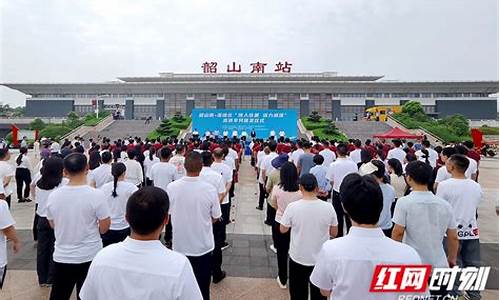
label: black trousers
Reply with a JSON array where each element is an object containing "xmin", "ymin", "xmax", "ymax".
[
  {"xmin": 36, "ymin": 216, "xmax": 55, "ymax": 285},
  {"xmin": 33, "ymin": 204, "xmax": 39, "ymax": 241},
  {"xmin": 211, "ymin": 220, "xmax": 224, "ymax": 279},
  {"xmin": 101, "ymin": 227, "xmax": 130, "ymax": 247},
  {"xmin": 0, "ymin": 265, "xmax": 6, "ymax": 289},
  {"xmin": 289, "ymin": 258, "xmax": 326, "ymax": 300},
  {"xmin": 332, "ymin": 191, "xmax": 351, "ymax": 237},
  {"xmin": 49, "ymin": 261, "xmax": 91, "ymax": 300},
  {"xmin": 221, "ymin": 203, "xmax": 230, "ymax": 242},
  {"xmin": 187, "ymin": 252, "xmax": 212, "ymax": 300},
  {"xmin": 15, "ymin": 168, "xmax": 31, "ymax": 201},
  {"xmin": 266, "ymin": 203, "xmax": 276, "ymax": 225},
  {"xmin": 258, "ymin": 183, "xmax": 267, "ymax": 208},
  {"xmin": 5, "ymin": 195, "xmax": 11, "ymax": 208},
  {"xmin": 274, "ymin": 221, "xmax": 290, "ymax": 285}
]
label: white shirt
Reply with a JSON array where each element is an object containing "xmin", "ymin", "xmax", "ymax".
[
  {"xmin": 262, "ymin": 152, "xmax": 279, "ymax": 177},
  {"xmin": 0, "ymin": 199, "xmax": 15, "ymax": 267},
  {"xmin": 0, "ymin": 161, "xmax": 15, "ymax": 196},
  {"xmin": 270, "ymin": 130, "xmax": 276, "ymax": 137},
  {"xmin": 150, "ymin": 162, "xmax": 177, "ymax": 192},
  {"xmin": 290, "ymin": 149, "xmax": 304, "ymax": 166},
  {"xmin": 310, "ymin": 227, "xmax": 422, "ymax": 300},
  {"xmin": 89, "ymin": 164, "xmax": 113, "ymax": 188},
  {"xmin": 348, "ymin": 148, "xmax": 362, "ymax": 164},
  {"xmin": 465, "ymin": 157, "xmax": 478, "ymax": 179},
  {"xmin": 386, "ymin": 147, "xmax": 406, "ymax": 165},
  {"xmin": 166, "ymin": 177, "xmax": 222, "ymax": 256},
  {"xmin": 35, "ymin": 179, "xmax": 69, "ymax": 217},
  {"xmin": 232, "ymin": 130, "xmax": 238, "ymax": 137},
  {"xmin": 80, "ymin": 238, "xmax": 202, "ymax": 300},
  {"xmin": 319, "ymin": 148, "xmax": 336, "ymax": 166},
  {"xmin": 46, "ymin": 185, "xmax": 110, "ymax": 263},
  {"xmin": 415, "ymin": 148, "xmax": 438, "ymax": 168},
  {"xmin": 15, "ymin": 154, "xmax": 31, "ymax": 170},
  {"xmin": 392, "ymin": 191, "xmax": 456, "ymax": 268},
  {"xmin": 280, "ymin": 199, "xmax": 337, "ymax": 266},
  {"xmin": 199, "ymin": 167, "xmax": 225, "ymax": 196},
  {"xmin": 50, "ymin": 142, "xmax": 60, "ymax": 153},
  {"xmin": 211, "ymin": 162, "xmax": 232, "ymax": 204},
  {"xmin": 123, "ymin": 159, "xmax": 143, "ymax": 186},
  {"xmin": 169, "ymin": 155, "xmax": 186, "ymax": 179},
  {"xmin": 279, "ymin": 130, "xmax": 285, "ymax": 137},
  {"xmin": 326, "ymin": 157, "xmax": 358, "ymax": 192},
  {"xmin": 143, "ymin": 156, "xmax": 160, "ymax": 179},
  {"xmin": 436, "ymin": 178, "xmax": 482, "ymax": 240},
  {"xmin": 100, "ymin": 181, "xmax": 138, "ymax": 230}
]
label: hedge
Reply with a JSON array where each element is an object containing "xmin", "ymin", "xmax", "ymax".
[{"xmin": 301, "ymin": 116, "xmax": 348, "ymax": 141}]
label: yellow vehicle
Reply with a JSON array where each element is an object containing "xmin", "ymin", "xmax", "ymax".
[{"xmin": 365, "ymin": 105, "xmax": 402, "ymax": 122}]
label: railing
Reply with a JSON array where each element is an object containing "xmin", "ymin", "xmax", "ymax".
[
  {"xmin": 297, "ymin": 119, "xmax": 314, "ymax": 139},
  {"xmin": 386, "ymin": 115, "xmax": 443, "ymax": 146},
  {"xmin": 61, "ymin": 115, "xmax": 114, "ymax": 141}
]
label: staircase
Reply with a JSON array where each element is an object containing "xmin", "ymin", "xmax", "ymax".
[
  {"xmin": 335, "ymin": 121, "xmax": 392, "ymax": 141},
  {"xmin": 82, "ymin": 120, "xmax": 161, "ymax": 141}
]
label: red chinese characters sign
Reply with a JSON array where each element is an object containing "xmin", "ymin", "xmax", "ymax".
[{"xmin": 201, "ymin": 61, "xmax": 292, "ymax": 74}]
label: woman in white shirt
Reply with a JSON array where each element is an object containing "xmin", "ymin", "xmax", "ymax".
[
  {"xmin": 35, "ymin": 156, "xmax": 66, "ymax": 286},
  {"xmin": 143, "ymin": 146, "xmax": 160, "ymax": 186},
  {"xmin": 100, "ymin": 163, "xmax": 138, "ymax": 247},
  {"xmin": 271, "ymin": 162, "xmax": 302, "ymax": 289},
  {"xmin": 387, "ymin": 158, "xmax": 407, "ymax": 200},
  {"xmin": 15, "ymin": 147, "xmax": 32, "ymax": 203}
]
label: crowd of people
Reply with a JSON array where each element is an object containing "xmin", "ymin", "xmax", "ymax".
[{"xmin": 0, "ymin": 131, "xmax": 490, "ymax": 300}]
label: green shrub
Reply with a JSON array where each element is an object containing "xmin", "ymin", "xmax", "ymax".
[
  {"xmin": 477, "ymin": 125, "xmax": 499, "ymax": 135},
  {"xmin": 307, "ymin": 111, "xmax": 322, "ymax": 122},
  {"xmin": 39, "ymin": 124, "xmax": 73, "ymax": 141},
  {"xmin": 29, "ymin": 118, "xmax": 46, "ymax": 131}
]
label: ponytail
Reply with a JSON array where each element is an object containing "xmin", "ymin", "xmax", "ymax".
[
  {"xmin": 149, "ymin": 148, "xmax": 154, "ymax": 161},
  {"xmin": 111, "ymin": 162, "xmax": 126, "ymax": 198}
]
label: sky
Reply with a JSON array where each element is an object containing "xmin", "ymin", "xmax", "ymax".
[{"xmin": 0, "ymin": 0, "xmax": 498, "ymax": 107}]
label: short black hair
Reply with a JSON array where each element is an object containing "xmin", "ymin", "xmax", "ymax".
[
  {"xmin": 126, "ymin": 187, "xmax": 169, "ymax": 235},
  {"xmin": 422, "ymin": 140, "xmax": 431, "ymax": 148},
  {"xmin": 63, "ymin": 153, "xmax": 88, "ymax": 175},
  {"xmin": 201, "ymin": 151, "xmax": 213, "ymax": 167},
  {"xmin": 463, "ymin": 140, "xmax": 474, "ymax": 149},
  {"xmin": 184, "ymin": 151, "xmax": 203, "ymax": 173},
  {"xmin": 101, "ymin": 151, "xmax": 112, "ymax": 164},
  {"xmin": 336, "ymin": 143, "xmax": 348, "ymax": 156},
  {"xmin": 159, "ymin": 147, "xmax": 172, "ymax": 160},
  {"xmin": 268, "ymin": 141, "xmax": 278, "ymax": 152},
  {"xmin": 441, "ymin": 147, "xmax": 457, "ymax": 158},
  {"xmin": 313, "ymin": 154, "xmax": 324, "ymax": 165},
  {"xmin": 448, "ymin": 154, "xmax": 469, "ymax": 173},
  {"xmin": 454, "ymin": 145, "xmax": 468, "ymax": 155},
  {"xmin": 371, "ymin": 160, "xmax": 386, "ymax": 179},
  {"xmin": 127, "ymin": 150, "xmax": 136, "ymax": 159},
  {"xmin": 340, "ymin": 173, "xmax": 383, "ymax": 225},
  {"xmin": 299, "ymin": 174, "xmax": 318, "ymax": 192},
  {"xmin": 405, "ymin": 161, "xmax": 433, "ymax": 185},
  {"xmin": 393, "ymin": 139, "xmax": 402, "ymax": 147}
]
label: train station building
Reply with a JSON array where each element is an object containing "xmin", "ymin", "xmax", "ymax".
[{"xmin": 2, "ymin": 72, "xmax": 498, "ymax": 120}]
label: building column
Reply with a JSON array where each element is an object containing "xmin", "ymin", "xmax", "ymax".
[
  {"xmin": 216, "ymin": 100, "xmax": 225, "ymax": 109},
  {"xmin": 299, "ymin": 100, "xmax": 309, "ymax": 117},
  {"xmin": 186, "ymin": 100, "xmax": 195, "ymax": 116},
  {"xmin": 97, "ymin": 99, "xmax": 105, "ymax": 115},
  {"xmin": 268, "ymin": 100, "xmax": 277, "ymax": 109},
  {"xmin": 156, "ymin": 98, "xmax": 165, "ymax": 120},
  {"xmin": 332, "ymin": 100, "xmax": 341, "ymax": 121},
  {"xmin": 125, "ymin": 99, "xmax": 134, "ymax": 120}
]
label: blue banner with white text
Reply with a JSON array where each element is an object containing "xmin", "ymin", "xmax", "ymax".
[{"xmin": 191, "ymin": 109, "xmax": 298, "ymax": 139}]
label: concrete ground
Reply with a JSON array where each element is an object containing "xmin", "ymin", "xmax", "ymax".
[{"xmin": 0, "ymin": 153, "xmax": 498, "ymax": 299}]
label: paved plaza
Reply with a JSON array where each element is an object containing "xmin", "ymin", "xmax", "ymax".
[{"xmin": 0, "ymin": 154, "xmax": 498, "ymax": 299}]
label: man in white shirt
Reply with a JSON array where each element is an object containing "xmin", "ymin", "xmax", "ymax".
[
  {"xmin": 392, "ymin": 161, "xmax": 459, "ymax": 297},
  {"xmin": 415, "ymin": 140, "xmax": 438, "ymax": 168},
  {"xmin": 348, "ymin": 139, "xmax": 362, "ymax": 164},
  {"xmin": 326, "ymin": 143, "xmax": 358, "ymax": 237},
  {"xmin": 262, "ymin": 141, "xmax": 279, "ymax": 180},
  {"xmin": 0, "ymin": 148, "xmax": 14, "ymax": 207},
  {"xmin": 386, "ymin": 139, "xmax": 406, "ymax": 165},
  {"xmin": 89, "ymin": 151, "xmax": 113, "ymax": 188},
  {"xmin": 436, "ymin": 154, "xmax": 483, "ymax": 300},
  {"xmin": 123, "ymin": 150, "xmax": 144, "ymax": 187},
  {"xmin": 166, "ymin": 152, "xmax": 222, "ymax": 300},
  {"xmin": 318, "ymin": 141, "xmax": 336, "ymax": 167},
  {"xmin": 256, "ymin": 145, "xmax": 270, "ymax": 210},
  {"xmin": 211, "ymin": 148, "xmax": 233, "ymax": 249},
  {"xmin": 80, "ymin": 186, "xmax": 202, "ymax": 300},
  {"xmin": 46, "ymin": 153, "xmax": 111, "ymax": 299},
  {"xmin": 280, "ymin": 174, "xmax": 337, "ymax": 299},
  {"xmin": 200, "ymin": 151, "xmax": 227, "ymax": 283},
  {"xmin": 455, "ymin": 145, "xmax": 478, "ymax": 181},
  {"xmin": 310, "ymin": 173, "xmax": 422, "ymax": 299},
  {"xmin": 150, "ymin": 147, "xmax": 177, "ymax": 192},
  {"xmin": 290, "ymin": 140, "xmax": 304, "ymax": 166},
  {"xmin": 0, "ymin": 192, "xmax": 20, "ymax": 289}
]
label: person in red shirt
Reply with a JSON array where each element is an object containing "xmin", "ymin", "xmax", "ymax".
[{"xmin": 364, "ymin": 139, "xmax": 377, "ymax": 159}]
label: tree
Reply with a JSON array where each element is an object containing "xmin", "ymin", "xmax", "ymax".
[
  {"xmin": 307, "ymin": 111, "xmax": 321, "ymax": 122},
  {"xmin": 401, "ymin": 101, "xmax": 425, "ymax": 116},
  {"xmin": 440, "ymin": 114, "xmax": 469, "ymax": 137},
  {"xmin": 29, "ymin": 118, "xmax": 46, "ymax": 131}
]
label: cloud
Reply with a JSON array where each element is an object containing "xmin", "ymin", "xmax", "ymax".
[{"xmin": 0, "ymin": 0, "xmax": 498, "ymax": 106}]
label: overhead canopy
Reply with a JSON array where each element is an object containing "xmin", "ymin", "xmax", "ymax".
[{"xmin": 373, "ymin": 127, "xmax": 423, "ymax": 139}]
